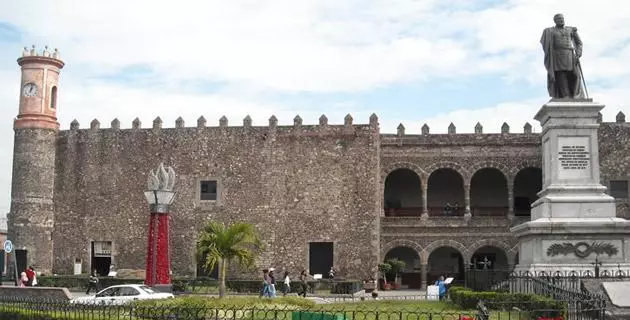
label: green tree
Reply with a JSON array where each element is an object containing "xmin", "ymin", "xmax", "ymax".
[
  {"xmin": 196, "ymin": 221, "xmax": 263, "ymax": 297},
  {"xmin": 386, "ymin": 258, "xmax": 406, "ymax": 287},
  {"xmin": 378, "ymin": 263, "xmax": 392, "ymax": 286}
]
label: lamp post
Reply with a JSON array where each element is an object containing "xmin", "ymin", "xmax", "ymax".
[{"xmin": 144, "ymin": 163, "xmax": 176, "ymax": 292}]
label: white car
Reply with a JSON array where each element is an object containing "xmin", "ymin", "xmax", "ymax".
[{"xmin": 70, "ymin": 284, "xmax": 174, "ymax": 305}]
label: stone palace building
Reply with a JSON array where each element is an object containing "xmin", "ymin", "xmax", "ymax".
[{"xmin": 8, "ymin": 47, "xmax": 630, "ymax": 289}]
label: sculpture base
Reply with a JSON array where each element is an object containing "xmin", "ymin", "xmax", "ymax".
[{"xmin": 511, "ymin": 218, "xmax": 630, "ymax": 267}]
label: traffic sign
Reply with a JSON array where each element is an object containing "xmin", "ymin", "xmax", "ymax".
[{"xmin": 4, "ymin": 240, "xmax": 13, "ymax": 254}]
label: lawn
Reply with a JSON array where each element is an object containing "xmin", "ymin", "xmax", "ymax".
[
  {"xmin": 0, "ymin": 296, "xmax": 551, "ymax": 320},
  {"xmin": 132, "ymin": 296, "xmax": 479, "ymax": 320}
]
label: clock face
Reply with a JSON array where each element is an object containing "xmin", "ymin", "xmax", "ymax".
[{"xmin": 22, "ymin": 83, "xmax": 38, "ymax": 97}]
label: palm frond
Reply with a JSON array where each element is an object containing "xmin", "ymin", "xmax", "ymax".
[{"xmin": 196, "ymin": 220, "xmax": 262, "ymax": 274}]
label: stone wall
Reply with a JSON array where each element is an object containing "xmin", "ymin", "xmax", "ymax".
[
  {"xmin": 599, "ymin": 122, "xmax": 630, "ymax": 219},
  {"xmin": 52, "ymin": 118, "xmax": 381, "ymax": 279},
  {"xmin": 9, "ymin": 128, "xmax": 57, "ymax": 275},
  {"xmin": 0, "ymin": 287, "xmax": 72, "ymax": 301}
]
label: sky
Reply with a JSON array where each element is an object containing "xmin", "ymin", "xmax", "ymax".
[{"xmin": 0, "ymin": 0, "xmax": 629, "ymax": 214}]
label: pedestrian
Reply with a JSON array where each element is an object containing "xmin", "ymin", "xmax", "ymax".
[
  {"xmin": 268, "ymin": 268, "xmax": 277, "ymax": 298},
  {"xmin": 282, "ymin": 271, "xmax": 291, "ymax": 296},
  {"xmin": 25, "ymin": 266, "xmax": 35, "ymax": 286},
  {"xmin": 435, "ymin": 275, "xmax": 447, "ymax": 301},
  {"xmin": 19, "ymin": 272, "xmax": 28, "ymax": 287},
  {"xmin": 298, "ymin": 269, "xmax": 308, "ymax": 297},
  {"xmin": 260, "ymin": 269, "xmax": 270, "ymax": 298},
  {"xmin": 328, "ymin": 267, "xmax": 335, "ymax": 280},
  {"xmin": 86, "ymin": 270, "xmax": 99, "ymax": 294}
]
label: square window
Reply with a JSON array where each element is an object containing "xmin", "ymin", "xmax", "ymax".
[
  {"xmin": 610, "ymin": 180, "xmax": 628, "ymax": 199},
  {"xmin": 200, "ymin": 180, "xmax": 217, "ymax": 201}
]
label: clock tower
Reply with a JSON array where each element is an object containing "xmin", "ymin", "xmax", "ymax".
[
  {"xmin": 8, "ymin": 45, "xmax": 64, "ymax": 276},
  {"xmin": 15, "ymin": 45, "xmax": 64, "ymax": 130}
]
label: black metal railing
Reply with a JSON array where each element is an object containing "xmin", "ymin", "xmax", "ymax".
[
  {"xmin": 465, "ymin": 269, "xmax": 615, "ymax": 320},
  {"xmin": 0, "ymin": 296, "xmax": 574, "ymax": 320},
  {"xmin": 465, "ymin": 268, "xmax": 630, "ymax": 292}
]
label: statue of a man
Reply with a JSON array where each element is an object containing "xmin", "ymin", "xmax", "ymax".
[{"xmin": 540, "ymin": 14, "xmax": 586, "ymax": 99}]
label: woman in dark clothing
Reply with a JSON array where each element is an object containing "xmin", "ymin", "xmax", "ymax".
[{"xmin": 298, "ymin": 269, "xmax": 308, "ymax": 297}]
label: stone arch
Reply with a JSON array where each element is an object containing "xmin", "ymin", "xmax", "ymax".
[
  {"xmin": 426, "ymin": 165, "xmax": 466, "ymax": 216},
  {"xmin": 382, "ymin": 162, "xmax": 428, "ymax": 181},
  {"xmin": 469, "ymin": 166, "xmax": 509, "ymax": 216},
  {"xmin": 381, "ymin": 239, "xmax": 423, "ymax": 260},
  {"xmin": 425, "ymin": 161, "xmax": 469, "ymax": 182},
  {"xmin": 467, "ymin": 161, "xmax": 510, "ymax": 185},
  {"xmin": 422, "ymin": 239, "xmax": 469, "ymax": 264},
  {"xmin": 513, "ymin": 166, "xmax": 543, "ymax": 216},
  {"xmin": 468, "ymin": 239, "xmax": 514, "ymax": 267},
  {"xmin": 508, "ymin": 160, "xmax": 542, "ymax": 181}
]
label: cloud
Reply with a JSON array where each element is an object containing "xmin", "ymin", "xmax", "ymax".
[{"xmin": 0, "ymin": 0, "xmax": 630, "ymax": 215}]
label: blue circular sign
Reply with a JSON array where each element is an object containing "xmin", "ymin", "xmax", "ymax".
[{"xmin": 4, "ymin": 240, "xmax": 13, "ymax": 254}]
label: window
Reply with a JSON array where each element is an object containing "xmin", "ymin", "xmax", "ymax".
[
  {"xmin": 118, "ymin": 287, "xmax": 140, "ymax": 296},
  {"xmin": 200, "ymin": 180, "xmax": 217, "ymax": 201},
  {"xmin": 50, "ymin": 86, "xmax": 57, "ymax": 109},
  {"xmin": 610, "ymin": 180, "xmax": 628, "ymax": 199}
]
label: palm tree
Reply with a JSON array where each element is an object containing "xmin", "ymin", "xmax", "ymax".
[{"xmin": 196, "ymin": 221, "xmax": 263, "ymax": 297}]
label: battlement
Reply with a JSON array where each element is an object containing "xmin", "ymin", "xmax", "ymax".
[
  {"xmin": 380, "ymin": 111, "xmax": 628, "ymax": 146},
  {"xmin": 61, "ymin": 114, "xmax": 380, "ymax": 137},
  {"xmin": 20, "ymin": 45, "xmax": 61, "ymax": 60}
]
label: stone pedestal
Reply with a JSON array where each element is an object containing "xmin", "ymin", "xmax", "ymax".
[{"xmin": 511, "ymin": 99, "xmax": 630, "ymax": 272}]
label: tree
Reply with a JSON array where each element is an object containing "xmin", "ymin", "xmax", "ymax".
[
  {"xmin": 386, "ymin": 259, "xmax": 406, "ymax": 287},
  {"xmin": 196, "ymin": 221, "xmax": 263, "ymax": 297},
  {"xmin": 378, "ymin": 263, "xmax": 391, "ymax": 286}
]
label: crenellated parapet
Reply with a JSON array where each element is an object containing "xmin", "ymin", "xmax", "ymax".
[
  {"xmin": 61, "ymin": 114, "xmax": 380, "ymax": 138},
  {"xmin": 383, "ymin": 121, "xmax": 541, "ymax": 146}
]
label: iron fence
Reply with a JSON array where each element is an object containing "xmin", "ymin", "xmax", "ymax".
[
  {"xmin": 465, "ymin": 268, "xmax": 630, "ymax": 292},
  {"xmin": 0, "ymin": 296, "xmax": 573, "ymax": 320},
  {"xmin": 465, "ymin": 269, "xmax": 612, "ymax": 320}
]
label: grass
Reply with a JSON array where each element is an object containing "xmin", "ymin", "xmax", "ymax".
[{"xmin": 0, "ymin": 296, "xmax": 555, "ymax": 320}]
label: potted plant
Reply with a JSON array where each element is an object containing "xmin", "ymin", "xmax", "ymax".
[
  {"xmin": 377, "ymin": 263, "xmax": 391, "ymax": 290},
  {"xmin": 386, "ymin": 259, "xmax": 406, "ymax": 290}
]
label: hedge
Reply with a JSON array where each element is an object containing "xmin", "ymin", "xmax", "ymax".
[
  {"xmin": 448, "ymin": 286, "xmax": 565, "ymax": 318},
  {"xmin": 36, "ymin": 276, "xmax": 362, "ymax": 295}
]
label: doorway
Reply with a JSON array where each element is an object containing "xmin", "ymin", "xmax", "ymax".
[
  {"xmin": 309, "ymin": 242, "xmax": 333, "ymax": 278},
  {"xmin": 15, "ymin": 249, "xmax": 27, "ymax": 277},
  {"xmin": 91, "ymin": 241, "xmax": 112, "ymax": 276}
]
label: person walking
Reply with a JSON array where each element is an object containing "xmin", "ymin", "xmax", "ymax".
[
  {"xmin": 86, "ymin": 270, "xmax": 100, "ymax": 294},
  {"xmin": 282, "ymin": 271, "xmax": 291, "ymax": 296},
  {"xmin": 298, "ymin": 269, "xmax": 308, "ymax": 298},
  {"xmin": 260, "ymin": 269, "xmax": 270, "ymax": 298},
  {"xmin": 268, "ymin": 268, "xmax": 277, "ymax": 298}
]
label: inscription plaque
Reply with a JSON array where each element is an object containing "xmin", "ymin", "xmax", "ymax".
[
  {"xmin": 557, "ymin": 136, "xmax": 591, "ymax": 180},
  {"xmin": 559, "ymin": 145, "xmax": 589, "ymax": 170}
]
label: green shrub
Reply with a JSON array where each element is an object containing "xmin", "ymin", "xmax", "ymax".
[
  {"xmin": 449, "ymin": 286, "xmax": 566, "ymax": 316},
  {"xmin": 132, "ymin": 295, "xmax": 316, "ymax": 309}
]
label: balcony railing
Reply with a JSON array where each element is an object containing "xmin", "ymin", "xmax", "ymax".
[{"xmin": 383, "ymin": 206, "xmax": 530, "ymax": 217}]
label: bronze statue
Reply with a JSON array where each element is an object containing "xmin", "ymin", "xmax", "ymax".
[{"xmin": 540, "ymin": 14, "xmax": 588, "ymax": 99}]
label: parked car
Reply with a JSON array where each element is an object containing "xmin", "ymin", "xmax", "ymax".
[{"xmin": 70, "ymin": 284, "xmax": 174, "ymax": 305}]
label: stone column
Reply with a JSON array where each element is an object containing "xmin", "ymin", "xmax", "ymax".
[
  {"xmin": 464, "ymin": 184, "xmax": 472, "ymax": 218},
  {"xmin": 507, "ymin": 183, "xmax": 515, "ymax": 220},
  {"xmin": 421, "ymin": 184, "xmax": 428, "ymax": 218},
  {"xmin": 420, "ymin": 264, "xmax": 427, "ymax": 290}
]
